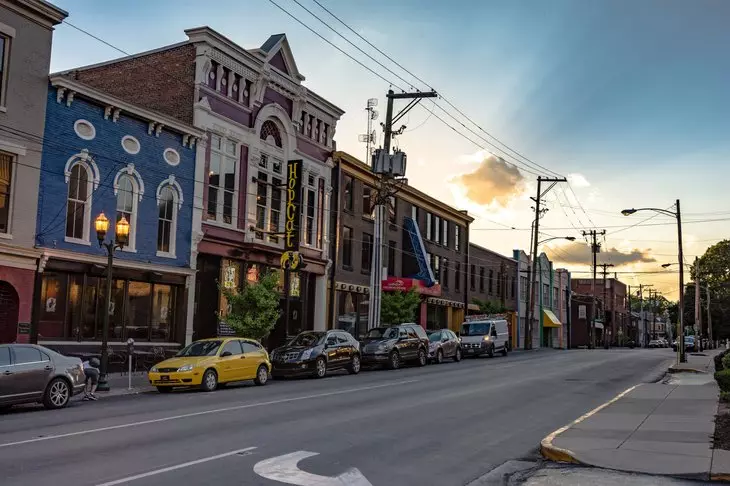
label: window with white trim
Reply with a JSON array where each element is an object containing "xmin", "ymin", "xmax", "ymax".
[
  {"xmin": 0, "ymin": 151, "xmax": 12, "ymax": 233},
  {"xmin": 116, "ymin": 174, "xmax": 138, "ymax": 250},
  {"xmin": 157, "ymin": 186, "xmax": 177, "ymax": 256},
  {"xmin": 454, "ymin": 225, "xmax": 461, "ymax": 251},
  {"xmin": 65, "ymin": 163, "xmax": 91, "ymax": 242},
  {"xmin": 303, "ymin": 173, "xmax": 316, "ymax": 246},
  {"xmin": 0, "ymin": 34, "xmax": 9, "ymax": 108},
  {"xmin": 254, "ymin": 152, "xmax": 284, "ymax": 242},
  {"xmin": 207, "ymin": 135, "xmax": 237, "ymax": 225},
  {"xmin": 426, "ymin": 212, "xmax": 432, "ymax": 240},
  {"xmin": 442, "ymin": 220, "xmax": 448, "ymax": 247}
]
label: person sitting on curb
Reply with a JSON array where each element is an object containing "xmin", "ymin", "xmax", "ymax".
[{"xmin": 82, "ymin": 358, "xmax": 100, "ymax": 401}]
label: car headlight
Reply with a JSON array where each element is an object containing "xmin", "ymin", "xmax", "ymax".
[
  {"xmin": 301, "ymin": 349, "xmax": 314, "ymax": 360},
  {"xmin": 376, "ymin": 344, "xmax": 388, "ymax": 352},
  {"xmin": 177, "ymin": 364, "xmax": 194, "ymax": 372},
  {"xmin": 150, "ymin": 366, "xmax": 159, "ymax": 373},
  {"xmin": 483, "ymin": 336, "xmax": 491, "ymax": 341}
]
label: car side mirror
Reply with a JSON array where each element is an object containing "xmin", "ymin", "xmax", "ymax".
[
  {"xmin": 442, "ymin": 337, "xmax": 449, "ymax": 343},
  {"xmin": 221, "ymin": 351, "xmax": 232, "ymax": 357}
]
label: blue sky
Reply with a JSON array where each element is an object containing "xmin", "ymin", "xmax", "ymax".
[{"xmin": 49, "ymin": 0, "xmax": 730, "ymax": 295}]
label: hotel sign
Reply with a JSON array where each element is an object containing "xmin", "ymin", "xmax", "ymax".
[{"xmin": 285, "ymin": 159, "xmax": 303, "ymax": 252}]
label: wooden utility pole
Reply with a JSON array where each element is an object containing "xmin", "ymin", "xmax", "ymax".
[
  {"xmin": 525, "ymin": 176, "xmax": 566, "ymax": 350},
  {"xmin": 582, "ymin": 230, "xmax": 606, "ymax": 349},
  {"xmin": 695, "ymin": 257, "xmax": 703, "ymax": 351},
  {"xmin": 598, "ymin": 263, "xmax": 615, "ymax": 348}
]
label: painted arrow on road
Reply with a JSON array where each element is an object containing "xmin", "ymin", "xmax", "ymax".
[{"xmin": 254, "ymin": 451, "xmax": 373, "ymax": 486}]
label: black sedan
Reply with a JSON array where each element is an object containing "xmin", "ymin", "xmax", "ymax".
[{"xmin": 270, "ymin": 330, "xmax": 361, "ymax": 379}]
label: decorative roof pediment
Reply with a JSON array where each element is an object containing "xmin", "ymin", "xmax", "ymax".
[{"xmin": 256, "ymin": 34, "xmax": 304, "ymax": 82}]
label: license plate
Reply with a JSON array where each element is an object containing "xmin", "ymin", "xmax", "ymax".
[{"xmin": 161, "ymin": 375, "xmax": 169, "ymax": 381}]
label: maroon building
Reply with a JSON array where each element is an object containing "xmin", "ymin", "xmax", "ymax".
[{"xmin": 571, "ymin": 278, "xmax": 628, "ymax": 347}]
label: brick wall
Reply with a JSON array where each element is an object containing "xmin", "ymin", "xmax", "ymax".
[
  {"xmin": 68, "ymin": 44, "xmax": 196, "ymax": 124},
  {"xmin": 468, "ymin": 244, "xmax": 518, "ymax": 312}
]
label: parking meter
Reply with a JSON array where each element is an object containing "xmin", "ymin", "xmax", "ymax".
[{"xmin": 126, "ymin": 338, "xmax": 134, "ymax": 389}]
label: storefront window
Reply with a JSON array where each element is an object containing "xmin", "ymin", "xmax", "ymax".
[
  {"xmin": 109, "ymin": 279, "xmax": 126, "ymax": 340},
  {"xmin": 426, "ymin": 304, "xmax": 447, "ymax": 331},
  {"xmin": 335, "ymin": 290, "xmax": 370, "ymax": 338},
  {"xmin": 151, "ymin": 284, "xmax": 175, "ymax": 341},
  {"xmin": 81, "ymin": 277, "xmax": 99, "ymax": 339},
  {"xmin": 127, "ymin": 282, "xmax": 151, "ymax": 340},
  {"xmin": 66, "ymin": 275, "xmax": 83, "ymax": 339},
  {"xmin": 39, "ymin": 273, "xmax": 68, "ymax": 338}
]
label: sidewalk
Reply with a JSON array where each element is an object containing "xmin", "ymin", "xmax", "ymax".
[
  {"xmin": 541, "ymin": 350, "xmax": 722, "ymax": 481},
  {"xmin": 77, "ymin": 372, "xmax": 156, "ymax": 400}
]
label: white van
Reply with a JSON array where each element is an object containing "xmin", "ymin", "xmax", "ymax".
[{"xmin": 459, "ymin": 318, "xmax": 510, "ymax": 358}]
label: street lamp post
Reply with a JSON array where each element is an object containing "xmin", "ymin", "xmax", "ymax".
[
  {"xmin": 622, "ymin": 199, "xmax": 685, "ymax": 363},
  {"xmin": 94, "ymin": 212, "xmax": 129, "ymax": 391},
  {"xmin": 525, "ymin": 235, "xmax": 575, "ymax": 350}
]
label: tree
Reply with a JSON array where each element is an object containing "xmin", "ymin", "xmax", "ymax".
[
  {"xmin": 219, "ymin": 271, "xmax": 281, "ymax": 341},
  {"xmin": 381, "ymin": 289, "xmax": 421, "ymax": 325},
  {"xmin": 690, "ymin": 240, "xmax": 730, "ymax": 340},
  {"xmin": 471, "ymin": 298, "xmax": 506, "ymax": 315}
]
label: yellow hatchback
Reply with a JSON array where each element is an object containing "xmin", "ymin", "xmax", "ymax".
[{"xmin": 148, "ymin": 338, "xmax": 271, "ymax": 393}]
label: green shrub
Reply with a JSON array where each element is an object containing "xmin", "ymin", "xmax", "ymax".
[
  {"xmin": 716, "ymin": 351, "xmax": 726, "ymax": 371},
  {"xmin": 722, "ymin": 352, "xmax": 730, "ymax": 371},
  {"xmin": 715, "ymin": 369, "xmax": 730, "ymax": 392},
  {"xmin": 721, "ymin": 391, "xmax": 730, "ymax": 403}
]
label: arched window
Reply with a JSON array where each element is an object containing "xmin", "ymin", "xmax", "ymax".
[
  {"xmin": 116, "ymin": 174, "xmax": 138, "ymax": 250},
  {"xmin": 66, "ymin": 163, "xmax": 92, "ymax": 242},
  {"xmin": 157, "ymin": 186, "xmax": 177, "ymax": 256},
  {"xmin": 260, "ymin": 120, "xmax": 282, "ymax": 148}
]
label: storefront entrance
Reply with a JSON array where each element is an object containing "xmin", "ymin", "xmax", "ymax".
[{"xmin": 0, "ymin": 280, "xmax": 18, "ymax": 343}]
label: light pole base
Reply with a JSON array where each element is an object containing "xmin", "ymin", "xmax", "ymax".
[{"xmin": 96, "ymin": 374, "xmax": 110, "ymax": 392}]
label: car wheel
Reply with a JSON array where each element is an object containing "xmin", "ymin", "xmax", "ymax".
[
  {"xmin": 314, "ymin": 357, "xmax": 327, "ymax": 378},
  {"xmin": 388, "ymin": 350, "xmax": 401, "ymax": 370},
  {"xmin": 254, "ymin": 365, "xmax": 269, "ymax": 386},
  {"xmin": 501, "ymin": 345, "xmax": 508, "ymax": 357},
  {"xmin": 43, "ymin": 378, "xmax": 70, "ymax": 409},
  {"xmin": 200, "ymin": 369, "xmax": 218, "ymax": 392},
  {"xmin": 436, "ymin": 349, "xmax": 444, "ymax": 364},
  {"xmin": 156, "ymin": 386, "xmax": 173, "ymax": 393},
  {"xmin": 454, "ymin": 347, "xmax": 462, "ymax": 362},
  {"xmin": 417, "ymin": 348, "xmax": 427, "ymax": 367},
  {"xmin": 348, "ymin": 354, "xmax": 361, "ymax": 375},
  {"xmin": 487, "ymin": 344, "xmax": 494, "ymax": 358}
]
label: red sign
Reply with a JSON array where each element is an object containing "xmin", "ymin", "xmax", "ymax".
[{"xmin": 381, "ymin": 277, "xmax": 442, "ymax": 297}]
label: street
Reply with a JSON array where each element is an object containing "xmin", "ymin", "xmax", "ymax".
[{"xmin": 0, "ymin": 348, "xmax": 673, "ymax": 486}]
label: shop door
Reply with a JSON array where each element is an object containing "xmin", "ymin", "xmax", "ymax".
[{"xmin": 0, "ymin": 281, "xmax": 19, "ymax": 344}]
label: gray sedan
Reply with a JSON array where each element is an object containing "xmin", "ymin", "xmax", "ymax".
[
  {"xmin": 427, "ymin": 329, "xmax": 462, "ymax": 364},
  {"xmin": 0, "ymin": 344, "xmax": 86, "ymax": 410}
]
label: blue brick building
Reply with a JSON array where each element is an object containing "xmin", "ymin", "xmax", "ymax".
[{"xmin": 33, "ymin": 76, "xmax": 203, "ymax": 353}]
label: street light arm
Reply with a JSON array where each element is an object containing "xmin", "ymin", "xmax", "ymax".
[{"xmin": 622, "ymin": 207, "xmax": 677, "ymax": 217}]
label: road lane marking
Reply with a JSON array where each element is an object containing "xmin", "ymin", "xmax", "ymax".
[
  {"xmin": 254, "ymin": 451, "xmax": 373, "ymax": 486},
  {"xmin": 95, "ymin": 447, "xmax": 257, "ymax": 486},
  {"xmin": 0, "ymin": 379, "xmax": 419, "ymax": 449}
]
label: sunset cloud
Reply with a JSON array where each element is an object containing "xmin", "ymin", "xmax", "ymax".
[
  {"xmin": 545, "ymin": 241, "xmax": 656, "ymax": 266},
  {"xmin": 453, "ymin": 155, "xmax": 525, "ymax": 207}
]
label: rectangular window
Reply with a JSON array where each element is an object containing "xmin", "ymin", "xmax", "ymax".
[
  {"xmin": 269, "ymin": 177, "xmax": 282, "ymax": 243},
  {"xmin": 488, "ymin": 270, "xmax": 493, "ymax": 294},
  {"xmin": 442, "ymin": 220, "xmax": 448, "ymax": 248},
  {"xmin": 387, "ymin": 196, "xmax": 396, "ymax": 225},
  {"xmin": 0, "ymin": 35, "xmax": 8, "ymax": 107},
  {"xmin": 207, "ymin": 135, "xmax": 237, "ymax": 225},
  {"xmin": 254, "ymin": 154, "xmax": 285, "ymax": 242},
  {"xmin": 455, "ymin": 262, "xmax": 461, "ymax": 291},
  {"xmin": 362, "ymin": 186, "xmax": 374, "ymax": 219},
  {"xmin": 520, "ymin": 276, "xmax": 528, "ymax": 296},
  {"xmin": 126, "ymin": 281, "xmax": 152, "ymax": 341},
  {"xmin": 432, "ymin": 254, "xmax": 440, "ymax": 281},
  {"xmin": 426, "ymin": 213, "xmax": 432, "ymax": 240},
  {"xmin": 156, "ymin": 186, "xmax": 176, "ymax": 254},
  {"xmin": 317, "ymin": 178, "xmax": 325, "ymax": 248},
  {"xmin": 497, "ymin": 272, "xmax": 502, "ymax": 297},
  {"xmin": 442, "ymin": 258, "xmax": 449, "ymax": 289},
  {"xmin": 388, "ymin": 240, "xmax": 396, "ymax": 277},
  {"xmin": 543, "ymin": 283, "xmax": 550, "ymax": 303},
  {"xmin": 255, "ymin": 172, "xmax": 267, "ymax": 240},
  {"xmin": 411, "ymin": 204, "xmax": 418, "ymax": 223},
  {"xmin": 304, "ymin": 185, "xmax": 316, "ymax": 246},
  {"xmin": 362, "ymin": 233, "xmax": 373, "ymax": 274},
  {"xmin": 343, "ymin": 175, "xmax": 353, "ymax": 211},
  {"xmin": 151, "ymin": 284, "xmax": 175, "ymax": 341},
  {"xmin": 480, "ymin": 267, "xmax": 485, "ymax": 292},
  {"xmin": 454, "ymin": 225, "xmax": 461, "ymax": 251},
  {"xmin": 433, "ymin": 216, "xmax": 440, "ymax": 244},
  {"xmin": 343, "ymin": 226, "xmax": 353, "ymax": 269},
  {"xmin": 470, "ymin": 264, "xmax": 476, "ymax": 290},
  {"xmin": 0, "ymin": 152, "xmax": 12, "ymax": 233},
  {"xmin": 512, "ymin": 277, "xmax": 516, "ymax": 298},
  {"xmin": 66, "ymin": 164, "xmax": 89, "ymax": 240},
  {"xmin": 554, "ymin": 288, "xmax": 559, "ymax": 306}
]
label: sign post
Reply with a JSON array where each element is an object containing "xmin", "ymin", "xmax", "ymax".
[{"xmin": 283, "ymin": 160, "xmax": 303, "ymax": 340}]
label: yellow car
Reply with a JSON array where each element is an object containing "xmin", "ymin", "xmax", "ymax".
[{"xmin": 148, "ymin": 338, "xmax": 271, "ymax": 393}]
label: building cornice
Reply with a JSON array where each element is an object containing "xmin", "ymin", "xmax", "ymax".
[
  {"xmin": 40, "ymin": 248, "xmax": 196, "ymax": 276},
  {"xmin": 2, "ymin": 0, "xmax": 67, "ymax": 28},
  {"xmin": 50, "ymin": 76, "xmax": 205, "ymax": 140}
]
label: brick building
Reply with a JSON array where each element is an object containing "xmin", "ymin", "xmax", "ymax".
[
  {"xmin": 571, "ymin": 278, "xmax": 627, "ymax": 347},
  {"xmin": 59, "ymin": 27, "xmax": 344, "ymax": 349},
  {"xmin": 330, "ymin": 151, "xmax": 472, "ymax": 337},
  {"xmin": 466, "ymin": 243, "xmax": 518, "ymax": 314},
  {"xmin": 0, "ymin": 0, "xmax": 66, "ymax": 344}
]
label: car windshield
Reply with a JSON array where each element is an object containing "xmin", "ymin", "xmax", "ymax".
[
  {"xmin": 289, "ymin": 332, "xmax": 326, "ymax": 347},
  {"xmin": 176, "ymin": 341, "xmax": 222, "ymax": 357},
  {"xmin": 461, "ymin": 323, "xmax": 490, "ymax": 336},
  {"xmin": 364, "ymin": 327, "xmax": 394, "ymax": 339},
  {"xmin": 429, "ymin": 332, "xmax": 442, "ymax": 343}
]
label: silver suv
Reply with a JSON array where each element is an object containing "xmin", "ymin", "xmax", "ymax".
[{"xmin": 0, "ymin": 344, "xmax": 86, "ymax": 410}]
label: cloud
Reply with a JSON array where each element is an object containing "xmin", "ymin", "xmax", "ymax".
[
  {"xmin": 452, "ymin": 154, "xmax": 525, "ymax": 207},
  {"xmin": 545, "ymin": 241, "xmax": 656, "ymax": 266},
  {"xmin": 568, "ymin": 173, "xmax": 590, "ymax": 188}
]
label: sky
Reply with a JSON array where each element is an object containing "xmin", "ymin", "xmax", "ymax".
[{"xmin": 48, "ymin": 0, "xmax": 730, "ymax": 298}]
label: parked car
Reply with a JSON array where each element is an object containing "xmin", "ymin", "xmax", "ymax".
[
  {"xmin": 427, "ymin": 329, "xmax": 462, "ymax": 363},
  {"xmin": 459, "ymin": 318, "xmax": 510, "ymax": 358},
  {"xmin": 648, "ymin": 339, "xmax": 663, "ymax": 348},
  {"xmin": 148, "ymin": 338, "xmax": 271, "ymax": 392},
  {"xmin": 659, "ymin": 338, "xmax": 669, "ymax": 348},
  {"xmin": 271, "ymin": 330, "xmax": 360, "ymax": 379},
  {"xmin": 672, "ymin": 336, "xmax": 696, "ymax": 352},
  {"xmin": 0, "ymin": 344, "xmax": 86, "ymax": 410},
  {"xmin": 360, "ymin": 324, "xmax": 429, "ymax": 369}
]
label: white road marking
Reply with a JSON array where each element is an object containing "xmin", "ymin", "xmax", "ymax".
[
  {"xmin": 254, "ymin": 451, "xmax": 373, "ymax": 486},
  {"xmin": 94, "ymin": 447, "xmax": 257, "ymax": 486},
  {"xmin": 0, "ymin": 379, "xmax": 419, "ymax": 449}
]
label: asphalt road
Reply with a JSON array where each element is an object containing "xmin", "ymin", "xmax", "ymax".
[{"xmin": 0, "ymin": 348, "xmax": 674, "ymax": 486}]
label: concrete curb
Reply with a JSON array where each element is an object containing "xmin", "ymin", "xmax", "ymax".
[
  {"xmin": 540, "ymin": 384, "xmax": 640, "ymax": 463},
  {"xmin": 668, "ymin": 366, "xmax": 707, "ymax": 374}
]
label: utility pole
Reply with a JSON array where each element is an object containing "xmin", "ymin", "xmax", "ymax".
[
  {"xmin": 368, "ymin": 89, "xmax": 437, "ymax": 331},
  {"xmin": 582, "ymin": 230, "xmax": 606, "ymax": 349},
  {"xmin": 598, "ymin": 263, "xmax": 614, "ymax": 348},
  {"xmin": 707, "ymin": 285, "xmax": 713, "ymax": 347},
  {"xmin": 627, "ymin": 284, "xmax": 632, "ymax": 346},
  {"xmin": 637, "ymin": 284, "xmax": 652, "ymax": 347},
  {"xmin": 525, "ymin": 176, "xmax": 567, "ymax": 350},
  {"xmin": 694, "ymin": 257, "xmax": 703, "ymax": 352}
]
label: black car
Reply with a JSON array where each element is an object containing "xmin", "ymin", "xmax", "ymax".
[
  {"xmin": 270, "ymin": 330, "xmax": 361, "ymax": 379},
  {"xmin": 360, "ymin": 324, "xmax": 429, "ymax": 369}
]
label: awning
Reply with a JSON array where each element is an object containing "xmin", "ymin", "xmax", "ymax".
[{"xmin": 543, "ymin": 309, "xmax": 562, "ymax": 328}]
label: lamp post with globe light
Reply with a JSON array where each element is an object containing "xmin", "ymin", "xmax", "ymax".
[
  {"xmin": 94, "ymin": 212, "xmax": 129, "ymax": 391},
  {"xmin": 621, "ymin": 200, "xmax": 685, "ymax": 363}
]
